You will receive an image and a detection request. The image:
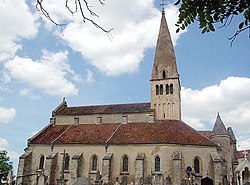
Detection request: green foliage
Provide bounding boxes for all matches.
[174,0,250,41]
[0,150,12,184]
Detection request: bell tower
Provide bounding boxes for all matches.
[150,10,181,120]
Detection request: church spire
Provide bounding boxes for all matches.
[151,10,178,80]
[150,10,181,121]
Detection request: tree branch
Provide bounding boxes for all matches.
[229,25,250,46]
[36,0,113,33]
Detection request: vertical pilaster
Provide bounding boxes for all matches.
[45,152,58,185]
[102,153,113,183]
[70,153,83,184]
[172,151,182,185]
[135,153,145,185]
[16,151,32,185]
[211,152,222,185]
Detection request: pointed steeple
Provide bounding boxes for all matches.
[151,11,178,80]
[212,113,228,136]
[150,11,181,120]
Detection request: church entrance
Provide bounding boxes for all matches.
[201,177,213,185]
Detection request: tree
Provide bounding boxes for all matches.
[174,0,250,44]
[36,0,113,33]
[0,150,12,184]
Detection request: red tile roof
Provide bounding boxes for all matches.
[29,120,216,147]
[198,131,212,139]
[236,149,250,158]
[54,103,152,115]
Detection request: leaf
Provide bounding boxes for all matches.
[233,11,238,15]
[176,28,180,33]
[174,0,181,5]
[209,23,215,31]
[202,27,207,34]
[239,22,244,29]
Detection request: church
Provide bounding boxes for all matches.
[17,9,239,185]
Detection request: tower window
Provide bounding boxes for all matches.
[162,71,166,79]
[156,85,159,95]
[166,84,169,94]
[160,84,163,95]
[170,84,173,94]
[155,156,160,172]
[194,157,200,173]
[38,155,44,169]
[122,156,129,172]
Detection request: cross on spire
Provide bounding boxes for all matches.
[160,0,166,12]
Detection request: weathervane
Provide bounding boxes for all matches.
[160,0,166,12]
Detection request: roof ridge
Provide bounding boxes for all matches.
[65,102,151,108]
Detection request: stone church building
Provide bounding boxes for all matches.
[17,10,239,185]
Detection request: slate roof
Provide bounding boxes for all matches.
[151,11,178,80]
[212,113,228,136]
[227,127,236,141]
[29,120,216,147]
[54,102,152,115]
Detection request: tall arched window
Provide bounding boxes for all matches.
[156,85,159,95]
[166,84,169,94]
[170,84,173,94]
[155,156,160,172]
[194,157,200,173]
[162,71,166,79]
[122,156,128,172]
[64,155,70,171]
[92,155,97,171]
[39,155,44,169]
[160,84,163,95]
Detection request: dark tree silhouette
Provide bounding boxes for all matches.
[174,0,250,45]
[0,150,12,184]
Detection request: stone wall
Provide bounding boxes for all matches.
[55,112,154,125]
[19,143,218,185]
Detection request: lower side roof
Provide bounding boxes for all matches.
[29,120,216,147]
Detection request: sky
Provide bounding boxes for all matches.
[0,0,250,174]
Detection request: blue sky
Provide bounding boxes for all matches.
[0,0,250,173]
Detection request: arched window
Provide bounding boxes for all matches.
[166,84,169,94]
[39,155,44,169]
[160,84,163,95]
[170,84,173,94]
[162,71,166,79]
[64,155,70,171]
[122,156,128,172]
[156,85,159,95]
[92,155,97,171]
[155,156,160,172]
[194,157,200,173]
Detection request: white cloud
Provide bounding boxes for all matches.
[238,137,250,150]
[7,151,20,160]
[0,107,16,123]
[4,50,79,96]
[0,0,38,61]
[86,70,95,83]
[19,88,40,100]
[0,138,9,148]
[39,0,186,76]
[182,76,250,148]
